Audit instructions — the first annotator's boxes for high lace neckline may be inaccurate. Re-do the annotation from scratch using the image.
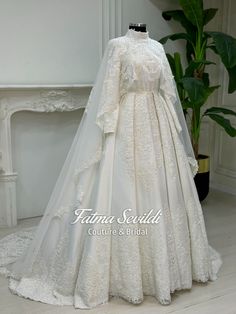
[125,29,149,41]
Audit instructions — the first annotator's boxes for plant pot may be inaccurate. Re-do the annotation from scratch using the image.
[193,154,210,202]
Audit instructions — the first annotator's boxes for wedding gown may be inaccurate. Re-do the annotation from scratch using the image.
[0,29,222,309]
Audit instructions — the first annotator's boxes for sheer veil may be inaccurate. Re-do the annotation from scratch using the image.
[35,38,120,219]
[158,44,199,177]
[0,39,120,277]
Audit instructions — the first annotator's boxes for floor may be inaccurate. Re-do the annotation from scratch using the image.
[0,188,235,314]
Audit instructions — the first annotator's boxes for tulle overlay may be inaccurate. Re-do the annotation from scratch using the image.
[0,29,222,309]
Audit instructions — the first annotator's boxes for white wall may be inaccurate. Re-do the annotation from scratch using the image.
[0,0,102,85]
[0,0,186,86]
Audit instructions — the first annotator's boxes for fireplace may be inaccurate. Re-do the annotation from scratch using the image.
[0,85,91,227]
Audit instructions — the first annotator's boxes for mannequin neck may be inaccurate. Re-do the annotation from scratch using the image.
[129,23,146,32]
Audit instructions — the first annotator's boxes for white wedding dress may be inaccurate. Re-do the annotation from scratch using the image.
[0,29,222,309]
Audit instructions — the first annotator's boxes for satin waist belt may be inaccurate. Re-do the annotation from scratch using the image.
[120,90,182,133]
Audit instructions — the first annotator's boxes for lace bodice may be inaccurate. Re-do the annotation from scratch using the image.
[95,29,199,177]
[120,29,163,96]
[96,29,176,133]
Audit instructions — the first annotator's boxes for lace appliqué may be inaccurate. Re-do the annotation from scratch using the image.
[53,205,73,219]
[0,227,36,276]
[74,143,103,182]
[188,157,199,177]
[96,39,126,134]
[118,90,188,191]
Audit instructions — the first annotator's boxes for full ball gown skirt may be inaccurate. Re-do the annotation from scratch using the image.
[0,29,222,309]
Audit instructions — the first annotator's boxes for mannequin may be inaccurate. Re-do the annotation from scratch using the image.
[129,22,147,32]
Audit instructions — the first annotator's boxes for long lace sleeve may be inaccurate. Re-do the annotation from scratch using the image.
[95,39,121,134]
[159,44,199,177]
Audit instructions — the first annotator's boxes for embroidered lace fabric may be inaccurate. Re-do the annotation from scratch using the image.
[0,29,222,309]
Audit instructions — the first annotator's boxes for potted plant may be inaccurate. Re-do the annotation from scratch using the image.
[159,0,236,201]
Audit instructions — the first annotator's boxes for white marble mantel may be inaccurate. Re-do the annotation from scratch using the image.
[0,84,92,227]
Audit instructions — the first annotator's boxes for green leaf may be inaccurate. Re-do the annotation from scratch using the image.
[207,44,218,54]
[207,85,220,95]
[202,72,210,87]
[204,107,236,116]
[206,114,236,136]
[205,32,236,93]
[185,60,215,76]
[181,77,206,106]
[181,77,219,107]
[159,33,192,44]
[207,31,236,68]
[227,65,236,93]
[166,53,185,100]
[206,45,218,54]
[179,0,204,30]
[200,85,220,105]
[174,52,184,81]
[161,10,197,43]
[182,99,193,109]
[186,40,195,63]
[203,8,218,25]
[162,10,196,32]
[202,85,219,103]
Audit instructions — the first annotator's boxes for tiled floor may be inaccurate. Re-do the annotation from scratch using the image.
[0,188,235,314]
